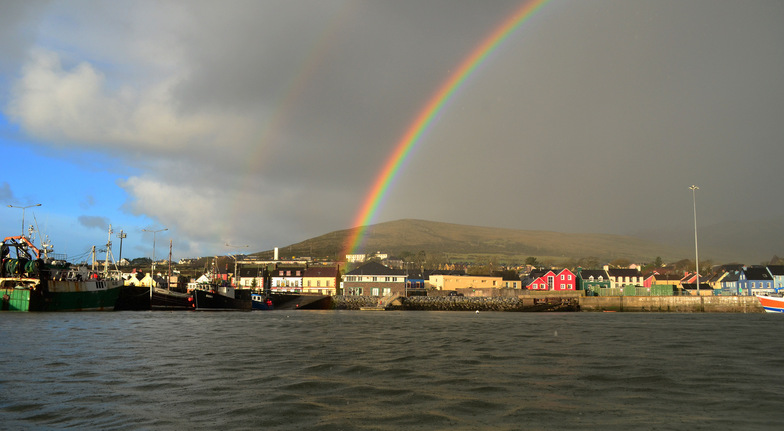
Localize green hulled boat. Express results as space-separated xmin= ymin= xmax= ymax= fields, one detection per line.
xmin=1 ymin=236 xmax=122 ymax=312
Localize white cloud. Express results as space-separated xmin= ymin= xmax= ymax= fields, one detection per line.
xmin=6 ymin=48 xmax=262 ymax=165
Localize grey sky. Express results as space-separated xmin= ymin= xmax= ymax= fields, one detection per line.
xmin=1 ymin=0 xmax=783 ymax=261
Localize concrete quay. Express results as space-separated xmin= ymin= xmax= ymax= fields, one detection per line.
xmin=578 ymin=295 xmax=764 ymax=313
xmin=331 ymin=294 xmax=765 ymax=312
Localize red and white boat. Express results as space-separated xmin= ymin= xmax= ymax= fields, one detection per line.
xmin=757 ymin=295 xmax=784 ymax=313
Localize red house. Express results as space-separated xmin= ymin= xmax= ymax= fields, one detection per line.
xmin=524 ymin=269 xmax=577 ymax=291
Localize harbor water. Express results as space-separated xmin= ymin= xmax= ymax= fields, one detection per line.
xmin=1 ymin=311 xmax=783 ymax=430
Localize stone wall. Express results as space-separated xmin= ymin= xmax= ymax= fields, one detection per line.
xmin=332 ymin=294 xmax=765 ymax=312
xmin=332 ymin=295 xmax=383 ymax=310
xmin=578 ymin=295 xmax=764 ymax=313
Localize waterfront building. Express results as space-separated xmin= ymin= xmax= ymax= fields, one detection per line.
xmin=427 ymin=270 xmax=466 ymax=290
xmin=651 ymin=273 xmax=683 ymax=288
xmin=490 ymin=271 xmax=521 ymax=289
xmin=406 ymin=271 xmax=430 ymax=290
xmin=719 ymin=271 xmax=741 ymax=295
xmin=302 ymin=266 xmax=340 ymax=296
xmin=523 ymin=269 xmax=577 ymax=291
xmin=606 ymin=267 xmax=644 ymax=289
xmin=577 ymin=269 xmax=611 ymax=292
xmin=738 ymin=266 xmax=774 ymax=296
xmin=766 ymin=265 xmax=784 ymax=293
xmin=343 ymin=261 xmax=407 ymax=296
xmin=439 ymin=274 xmax=504 ymax=291
xmin=237 ymin=267 xmax=266 ymax=289
xmin=270 ymin=266 xmax=305 ymax=293
xmin=706 ymin=272 xmax=728 ymax=292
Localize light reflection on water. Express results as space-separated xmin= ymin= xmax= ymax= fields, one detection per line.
xmin=1 ymin=311 xmax=783 ymax=430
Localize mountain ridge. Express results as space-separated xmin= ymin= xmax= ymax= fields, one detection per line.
xmin=255 ymin=219 xmax=724 ymax=265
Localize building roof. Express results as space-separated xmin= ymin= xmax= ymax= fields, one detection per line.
xmin=722 ymin=271 xmax=741 ymax=282
xmin=766 ymin=265 xmax=784 ymax=276
xmin=429 ymin=269 xmax=466 ymax=276
xmin=238 ymin=267 xmax=266 ymax=277
xmin=303 ymin=267 xmax=338 ymax=278
xmin=578 ymin=269 xmax=609 ymax=279
xmin=607 ymin=268 xmax=642 ymax=277
xmin=742 ymin=266 xmax=773 ymax=281
xmin=346 ymin=261 xmax=406 ymax=276
xmin=653 ymin=274 xmax=683 ymax=282
xmin=271 ymin=266 xmax=306 ymax=277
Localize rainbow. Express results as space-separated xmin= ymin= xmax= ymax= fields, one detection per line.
xmin=342 ymin=0 xmax=550 ymax=258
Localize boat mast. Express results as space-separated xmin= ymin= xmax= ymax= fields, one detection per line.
xmin=168 ymin=239 xmax=172 ymax=291
xmin=104 ymin=225 xmax=112 ymax=276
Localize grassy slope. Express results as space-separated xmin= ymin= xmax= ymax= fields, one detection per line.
xmin=254 ymin=219 xmax=694 ymax=264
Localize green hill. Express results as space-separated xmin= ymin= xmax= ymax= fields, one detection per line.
xmin=252 ymin=219 xmax=694 ymax=265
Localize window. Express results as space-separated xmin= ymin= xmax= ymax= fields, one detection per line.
xmin=317 ymin=280 xmax=321 ymax=287
xmin=568 ymin=275 xmax=572 ymax=281
xmin=561 ymin=274 xmax=565 ymax=280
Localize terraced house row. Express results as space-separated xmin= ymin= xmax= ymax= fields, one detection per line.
xmin=233 ymin=260 xmax=784 ymax=298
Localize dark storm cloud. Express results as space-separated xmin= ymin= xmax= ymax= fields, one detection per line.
xmin=3 ymin=0 xmax=784 ymax=260
xmin=0 ymin=182 xmax=15 ymax=202
xmin=78 ymin=215 xmax=110 ymax=230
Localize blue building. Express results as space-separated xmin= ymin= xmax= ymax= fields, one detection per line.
xmin=767 ymin=266 xmax=784 ymax=293
xmin=719 ymin=271 xmax=741 ymax=295
xmin=738 ymin=266 xmax=774 ymax=296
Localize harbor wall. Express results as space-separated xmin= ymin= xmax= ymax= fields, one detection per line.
xmin=332 ymin=294 xmax=765 ymax=312
xmin=577 ymin=295 xmax=764 ymax=313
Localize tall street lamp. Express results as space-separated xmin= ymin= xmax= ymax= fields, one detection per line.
xmin=117 ymin=230 xmax=127 ymax=264
xmin=8 ymin=203 xmax=41 ymax=237
xmin=689 ymin=185 xmax=700 ymax=296
xmin=226 ymin=243 xmax=249 ymax=287
xmin=143 ymin=228 xmax=168 ymax=277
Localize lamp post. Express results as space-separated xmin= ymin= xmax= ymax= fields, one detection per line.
xmin=143 ymin=228 xmax=168 ymax=277
xmin=117 ymin=230 xmax=127 ymax=264
xmin=689 ymin=185 xmax=699 ymax=296
xmin=226 ymin=243 xmax=249 ymax=287
xmin=8 ymin=203 xmax=41 ymax=237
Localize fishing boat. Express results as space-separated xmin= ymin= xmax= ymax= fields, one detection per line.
xmin=151 ymin=286 xmax=193 ymax=310
xmin=1 ymin=235 xmax=122 ymax=311
xmin=757 ymin=295 xmax=784 ymax=313
xmin=191 ymin=285 xmax=252 ymax=310
xmin=251 ymin=292 xmax=273 ymax=310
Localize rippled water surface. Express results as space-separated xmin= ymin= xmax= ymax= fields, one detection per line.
xmin=2 ymin=311 xmax=783 ymax=430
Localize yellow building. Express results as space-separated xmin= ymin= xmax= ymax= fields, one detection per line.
xmin=302 ymin=266 xmax=340 ymax=295
xmin=430 ymin=274 xmax=503 ymax=291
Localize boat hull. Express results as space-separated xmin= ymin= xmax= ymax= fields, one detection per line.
xmin=757 ymin=295 xmax=784 ymax=313
xmin=152 ymin=288 xmax=193 ymax=310
xmin=1 ymin=279 xmax=122 ymax=312
xmin=251 ymin=294 xmax=273 ymax=310
xmin=192 ymin=289 xmax=251 ymax=311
